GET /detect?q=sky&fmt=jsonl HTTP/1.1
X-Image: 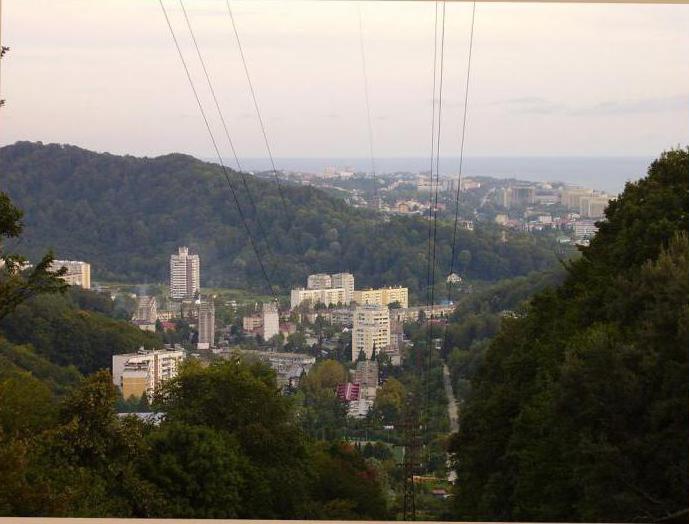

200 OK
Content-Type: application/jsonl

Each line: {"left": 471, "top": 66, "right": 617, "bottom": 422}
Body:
{"left": 1, "top": 0, "right": 688, "bottom": 162}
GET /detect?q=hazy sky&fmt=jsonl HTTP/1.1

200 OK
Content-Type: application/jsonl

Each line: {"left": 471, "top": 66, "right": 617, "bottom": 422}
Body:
{"left": 1, "top": 0, "right": 688, "bottom": 160}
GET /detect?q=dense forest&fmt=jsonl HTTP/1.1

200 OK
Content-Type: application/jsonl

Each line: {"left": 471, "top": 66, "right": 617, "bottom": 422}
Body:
{"left": 0, "top": 141, "right": 559, "bottom": 296}
{"left": 449, "top": 149, "right": 689, "bottom": 522}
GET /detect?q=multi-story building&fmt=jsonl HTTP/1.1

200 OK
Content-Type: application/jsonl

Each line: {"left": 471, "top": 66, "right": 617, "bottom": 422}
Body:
{"left": 579, "top": 195, "right": 610, "bottom": 218}
{"left": 307, "top": 273, "right": 332, "bottom": 289}
{"left": 331, "top": 272, "right": 355, "bottom": 304}
{"left": 112, "top": 347, "right": 185, "bottom": 400}
{"left": 169, "top": 247, "right": 200, "bottom": 300}
{"left": 196, "top": 297, "right": 215, "bottom": 349}
{"left": 389, "top": 304, "right": 455, "bottom": 323}
{"left": 243, "top": 314, "right": 263, "bottom": 333}
{"left": 51, "top": 260, "right": 91, "bottom": 289}
{"left": 353, "top": 359, "right": 379, "bottom": 400}
{"left": 290, "top": 287, "right": 346, "bottom": 309}
{"left": 560, "top": 187, "right": 594, "bottom": 210}
{"left": 261, "top": 302, "right": 280, "bottom": 341}
{"left": 573, "top": 220, "right": 599, "bottom": 240}
{"left": 352, "top": 286, "right": 408, "bottom": 309}
{"left": 232, "top": 349, "right": 315, "bottom": 388}
{"left": 352, "top": 305, "right": 390, "bottom": 361}
{"left": 133, "top": 296, "right": 157, "bottom": 323}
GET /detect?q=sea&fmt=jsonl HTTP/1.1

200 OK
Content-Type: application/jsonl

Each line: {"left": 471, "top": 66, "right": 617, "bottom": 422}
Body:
{"left": 230, "top": 156, "right": 654, "bottom": 195}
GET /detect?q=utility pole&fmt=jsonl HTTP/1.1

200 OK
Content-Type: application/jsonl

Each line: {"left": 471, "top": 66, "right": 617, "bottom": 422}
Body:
{"left": 401, "top": 395, "right": 419, "bottom": 520}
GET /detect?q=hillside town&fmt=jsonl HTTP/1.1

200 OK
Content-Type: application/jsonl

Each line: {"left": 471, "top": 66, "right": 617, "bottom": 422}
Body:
{"left": 266, "top": 169, "right": 612, "bottom": 246}
{"left": 109, "top": 249, "right": 456, "bottom": 418}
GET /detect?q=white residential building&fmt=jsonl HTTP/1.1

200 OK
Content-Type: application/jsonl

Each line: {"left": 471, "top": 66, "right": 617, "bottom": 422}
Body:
{"left": 196, "top": 297, "right": 215, "bottom": 349}
{"left": 261, "top": 302, "right": 280, "bottom": 341}
{"left": 133, "top": 296, "right": 157, "bottom": 323}
{"left": 307, "top": 273, "right": 332, "bottom": 289}
{"left": 352, "top": 305, "right": 390, "bottom": 361}
{"left": 290, "top": 287, "right": 346, "bottom": 309}
{"left": 352, "top": 286, "right": 408, "bottom": 309}
{"left": 573, "top": 220, "right": 599, "bottom": 240}
{"left": 112, "top": 347, "right": 185, "bottom": 401}
{"left": 169, "top": 247, "right": 200, "bottom": 300}
{"left": 51, "top": 260, "right": 91, "bottom": 289}
{"left": 332, "top": 272, "right": 355, "bottom": 304}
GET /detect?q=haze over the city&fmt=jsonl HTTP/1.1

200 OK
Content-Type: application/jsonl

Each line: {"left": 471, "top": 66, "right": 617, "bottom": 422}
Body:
{"left": 1, "top": 0, "right": 688, "bottom": 162}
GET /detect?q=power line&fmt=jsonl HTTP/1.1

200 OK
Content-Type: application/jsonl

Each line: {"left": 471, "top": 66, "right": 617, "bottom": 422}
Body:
{"left": 177, "top": 0, "right": 277, "bottom": 264}
{"left": 425, "top": 0, "right": 447, "bottom": 471}
{"left": 356, "top": 4, "right": 379, "bottom": 207}
{"left": 448, "top": 1, "right": 476, "bottom": 293}
{"left": 224, "top": 0, "right": 290, "bottom": 218}
{"left": 425, "top": 0, "right": 441, "bottom": 319}
{"left": 157, "top": 0, "right": 276, "bottom": 300}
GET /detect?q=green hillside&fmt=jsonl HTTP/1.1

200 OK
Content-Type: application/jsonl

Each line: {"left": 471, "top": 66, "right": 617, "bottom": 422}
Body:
{"left": 449, "top": 148, "right": 689, "bottom": 522}
{"left": 0, "top": 141, "right": 559, "bottom": 296}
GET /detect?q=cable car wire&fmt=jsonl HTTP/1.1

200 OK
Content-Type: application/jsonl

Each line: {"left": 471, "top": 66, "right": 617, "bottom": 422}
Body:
{"left": 157, "top": 0, "right": 276, "bottom": 300}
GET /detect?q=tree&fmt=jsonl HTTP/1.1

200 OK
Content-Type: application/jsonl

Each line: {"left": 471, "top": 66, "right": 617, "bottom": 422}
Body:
{"left": 450, "top": 148, "right": 689, "bottom": 522}
{"left": 374, "top": 377, "right": 406, "bottom": 424}
{"left": 0, "top": 191, "right": 66, "bottom": 321}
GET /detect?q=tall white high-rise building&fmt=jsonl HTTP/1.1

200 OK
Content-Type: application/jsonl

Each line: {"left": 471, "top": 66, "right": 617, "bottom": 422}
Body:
{"left": 332, "top": 272, "right": 355, "bottom": 304}
{"left": 196, "top": 297, "right": 215, "bottom": 349}
{"left": 170, "top": 246, "right": 200, "bottom": 299}
{"left": 261, "top": 302, "right": 280, "bottom": 341}
{"left": 352, "top": 304, "right": 390, "bottom": 361}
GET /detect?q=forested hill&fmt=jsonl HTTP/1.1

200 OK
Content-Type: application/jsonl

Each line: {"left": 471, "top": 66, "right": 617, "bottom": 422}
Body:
{"left": 450, "top": 148, "right": 689, "bottom": 522}
{"left": 0, "top": 141, "right": 558, "bottom": 294}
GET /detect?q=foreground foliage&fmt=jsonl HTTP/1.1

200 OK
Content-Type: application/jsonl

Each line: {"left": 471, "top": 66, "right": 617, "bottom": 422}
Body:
{"left": 450, "top": 148, "right": 689, "bottom": 522}
{"left": 0, "top": 360, "right": 389, "bottom": 519}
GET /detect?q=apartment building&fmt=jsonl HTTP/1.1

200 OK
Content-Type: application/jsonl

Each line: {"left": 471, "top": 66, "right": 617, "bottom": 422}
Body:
{"left": 196, "top": 297, "right": 215, "bottom": 349}
{"left": 579, "top": 195, "right": 610, "bottom": 218}
{"left": 233, "top": 349, "right": 315, "bottom": 388}
{"left": 243, "top": 314, "right": 263, "bottom": 333}
{"left": 352, "top": 286, "right": 408, "bottom": 309}
{"left": 51, "top": 260, "right": 91, "bottom": 289}
{"left": 112, "top": 347, "right": 185, "bottom": 400}
{"left": 261, "top": 302, "right": 280, "bottom": 340}
{"left": 331, "top": 272, "right": 355, "bottom": 304}
{"left": 353, "top": 359, "right": 379, "bottom": 400}
{"left": 352, "top": 305, "right": 390, "bottom": 361}
{"left": 133, "top": 296, "right": 157, "bottom": 323}
{"left": 169, "top": 246, "right": 200, "bottom": 299}
{"left": 560, "top": 187, "right": 594, "bottom": 210}
{"left": 307, "top": 273, "right": 332, "bottom": 289}
{"left": 290, "top": 287, "right": 346, "bottom": 309}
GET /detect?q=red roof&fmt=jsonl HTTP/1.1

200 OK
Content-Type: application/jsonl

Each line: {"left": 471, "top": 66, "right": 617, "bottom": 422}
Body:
{"left": 336, "top": 383, "right": 361, "bottom": 402}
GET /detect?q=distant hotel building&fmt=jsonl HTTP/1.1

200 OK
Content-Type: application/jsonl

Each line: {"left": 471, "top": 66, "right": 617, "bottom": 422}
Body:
{"left": 112, "top": 347, "right": 185, "bottom": 400}
{"left": 170, "top": 247, "right": 200, "bottom": 299}
{"left": 51, "top": 260, "right": 91, "bottom": 289}
{"left": 196, "top": 297, "right": 215, "bottom": 349}
{"left": 352, "top": 304, "right": 390, "bottom": 361}
{"left": 352, "top": 286, "right": 408, "bottom": 309}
